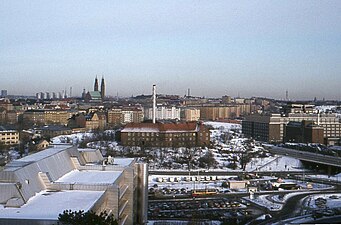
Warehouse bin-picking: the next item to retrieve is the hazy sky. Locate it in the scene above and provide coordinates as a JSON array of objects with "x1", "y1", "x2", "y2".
[{"x1": 1, "y1": 1, "x2": 341, "y2": 100}]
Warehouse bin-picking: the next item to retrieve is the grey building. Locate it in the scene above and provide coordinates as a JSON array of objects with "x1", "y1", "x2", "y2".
[{"x1": 0, "y1": 145, "x2": 148, "y2": 225}]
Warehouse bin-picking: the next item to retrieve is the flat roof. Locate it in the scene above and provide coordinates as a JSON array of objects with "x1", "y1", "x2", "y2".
[
  {"x1": 55, "y1": 170, "x2": 122, "y2": 184},
  {"x1": 0, "y1": 190, "x2": 104, "y2": 220},
  {"x1": 110, "y1": 158, "x2": 135, "y2": 167}
]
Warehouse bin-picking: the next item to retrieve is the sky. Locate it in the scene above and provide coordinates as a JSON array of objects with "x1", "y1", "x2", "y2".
[{"x1": 1, "y1": 0, "x2": 341, "y2": 100}]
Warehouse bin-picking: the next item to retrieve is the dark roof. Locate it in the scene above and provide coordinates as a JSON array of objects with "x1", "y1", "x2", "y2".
[{"x1": 37, "y1": 125, "x2": 71, "y2": 132}]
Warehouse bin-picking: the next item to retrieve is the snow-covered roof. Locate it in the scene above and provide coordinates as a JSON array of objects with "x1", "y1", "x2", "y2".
[
  {"x1": 4, "y1": 145, "x2": 74, "y2": 170},
  {"x1": 112, "y1": 158, "x2": 135, "y2": 167},
  {"x1": 0, "y1": 190, "x2": 104, "y2": 220},
  {"x1": 121, "y1": 122, "x2": 205, "y2": 133},
  {"x1": 121, "y1": 127, "x2": 160, "y2": 133},
  {"x1": 55, "y1": 170, "x2": 122, "y2": 184}
]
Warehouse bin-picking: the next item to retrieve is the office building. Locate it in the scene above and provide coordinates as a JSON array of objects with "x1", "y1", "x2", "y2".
[{"x1": 243, "y1": 113, "x2": 341, "y2": 145}]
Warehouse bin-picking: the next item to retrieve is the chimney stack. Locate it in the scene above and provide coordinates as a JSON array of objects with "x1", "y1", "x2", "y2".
[{"x1": 152, "y1": 85, "x2": 156, "y2": 124}]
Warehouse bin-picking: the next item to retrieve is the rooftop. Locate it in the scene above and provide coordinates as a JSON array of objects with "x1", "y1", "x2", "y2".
[
  {"x1": 55, "y1": 170, "x2": 122, "y2": 185},
  {"x1": 0, "y1": 190, "x2": 104, "y2": 220},
  {"x1": 4, "y1": 145, "x2": 73, "y2": 171},
  {"x1": 121, "y1": 122, "x2": 200, "y2": 133}
]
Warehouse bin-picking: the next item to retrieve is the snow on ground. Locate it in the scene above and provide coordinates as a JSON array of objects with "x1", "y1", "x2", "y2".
[
  {"x1": 149, "y1": 175, "x2": 236, "y2": 192},
  {"x1": 204, "y1": 121, "x2": 241, "y2": 130},
  {"x1": 51, "y1": 132, "x2": 94, "y2": 145},
  {"x1": 307, "y1": 173, "x2": 341, "y2": 182},
  {"x1": 315, "y1": 105, "x2": 338, "y2": 113},
  {"x1": 254, "y1": 156, "x2": 306, "y2": 172},
  {"x1": 304, "y1": 193, "x2": 341, "y2": 209}
]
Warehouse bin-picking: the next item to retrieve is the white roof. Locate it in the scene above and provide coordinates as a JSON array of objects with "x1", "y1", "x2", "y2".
[
  {"x1": 121, "y1": 127, "x2": 159, "y2": 132},
  {"x1": 17, "y1": 145, "x2": 72, "y2": 163},
  {"x1": 112, "y1": 158, "x2": 135, "y2": 167},
  {"x1": 55, "y1": 170, "x2": 122, "y2": 184},
  {"x1": 4, "y1": 145, "x2": 74, "y2": 171},
  {"x1": 0, "y1": 190, "x2": 104, "y2": 220}
]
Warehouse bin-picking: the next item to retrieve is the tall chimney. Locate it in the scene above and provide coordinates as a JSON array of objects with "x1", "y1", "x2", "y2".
[{"x1": 152, "y1": 85, "x2": 156, "y2": 124}]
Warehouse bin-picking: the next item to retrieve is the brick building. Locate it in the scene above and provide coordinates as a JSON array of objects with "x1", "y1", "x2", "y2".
[
  {"x1": 243, "y1": 113, "x2": 341, "y2": 144},
  {"x1": 121, "y1": 122, "x2": 210, "y2": 148},
  {"x1": 107, "y1": 108, "x2": 144, "y2": 127},
  {"x1": 285, "y1": 121, "x2": 324, "y2": 144}
]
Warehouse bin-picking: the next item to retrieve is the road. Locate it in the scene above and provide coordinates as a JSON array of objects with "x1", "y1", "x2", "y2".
[
  {"x1": 269, "y1": 146, "x2": 341, "y2": 168},
  {"x1": 149, "y1": 170, "x2": 315, "y2": 176}
]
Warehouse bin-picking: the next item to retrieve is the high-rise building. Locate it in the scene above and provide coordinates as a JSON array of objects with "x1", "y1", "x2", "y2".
[
  {"x1": 1, "y1": 90, "x2": 7, "y2": 97},
  {"x1": 101, "y1": 76, "x2": 105, "y2": 99}
]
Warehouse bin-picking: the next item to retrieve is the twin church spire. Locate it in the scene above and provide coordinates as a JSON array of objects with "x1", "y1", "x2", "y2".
[{"x1": 94, "y1": 76, "x2": 105, "y2": 99}]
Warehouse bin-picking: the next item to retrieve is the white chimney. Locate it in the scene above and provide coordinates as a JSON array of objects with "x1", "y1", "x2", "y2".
[{"x1": 152, "y1": 85, "x2": 156, "y2": 124}]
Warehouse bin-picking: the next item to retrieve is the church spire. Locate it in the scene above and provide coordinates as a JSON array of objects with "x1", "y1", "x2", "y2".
[
  {"x1": 101, "y1": 76, "x2": 105, "y2": 100},
  {"x1": 94, "y1": 76, "x2": 99, "y2": 91}
]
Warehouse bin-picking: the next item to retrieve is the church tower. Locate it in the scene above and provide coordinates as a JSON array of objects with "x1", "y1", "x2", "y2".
[
  {"x1": 101, "y1": 76, "x2": 105, "y2": 100},
  {"x1": 94, "y1": 76, "x2": 99, "y2": 91}
]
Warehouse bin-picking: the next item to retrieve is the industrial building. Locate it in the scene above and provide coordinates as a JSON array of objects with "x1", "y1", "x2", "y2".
[{"x1": 0, "y1": 145, "x2": 148, "y2": 225}]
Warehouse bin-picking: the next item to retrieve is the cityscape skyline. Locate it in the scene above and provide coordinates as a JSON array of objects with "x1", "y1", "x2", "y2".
[{"x1": 1, "y1": 1, "x2": 341, "y2": 100}]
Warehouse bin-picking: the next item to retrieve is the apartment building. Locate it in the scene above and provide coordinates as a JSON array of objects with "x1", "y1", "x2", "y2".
[
  {"x1": 182, "y1": 108, "x2": 201, "y2": 121},
  {"x1": 23, "y1": 110, "x2": 72, "y2": 126},
  {"x1": 107, "y1": 108, "x2": 144, "y2": 126},
  {"x1": 0, "y1": 145, "x2": 148, "y2": 225},
  {"x1": 144, "y1": 106, "x2": 180, "y2": 121},
  {"x1": 199, "y1": 104, "x2": 252, "y2": 120},
  {"x1": 0, "y1": 126, "x2": 19, "y2": 145}
]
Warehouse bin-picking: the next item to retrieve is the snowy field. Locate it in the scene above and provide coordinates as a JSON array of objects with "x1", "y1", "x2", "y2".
[
  {"x1": 48, "y1": 121, "x2": 305, "y2": 173},
  {"x1": 49, "y1": 121, "x2": 307, "y2": 173}
]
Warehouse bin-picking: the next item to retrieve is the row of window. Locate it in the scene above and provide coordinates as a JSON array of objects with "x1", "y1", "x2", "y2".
[{"x1": 127, "y1": 132, "x2": 196, "y2": 137}]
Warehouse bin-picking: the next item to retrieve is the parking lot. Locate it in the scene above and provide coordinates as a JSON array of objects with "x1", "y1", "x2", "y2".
[{"x1": 148, "y1": 197, "x2": 260, "y2": 222}]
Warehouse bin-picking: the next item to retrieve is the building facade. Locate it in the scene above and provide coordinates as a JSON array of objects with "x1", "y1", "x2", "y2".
[
  {"x1": 23, "y1": 110, "x2": 72, "y2": 126},
  {"x1": 243, "y1": 113, "x2": 341, "y2": 144},
  {"x1": 182, "y1": 108, "x2": 201, "y2": 121},
  {"x1": 121, "y1": 122, "x2": 210, "y2": 148},
  {"x1": 144, "y1": 106, "x2": 180, "y2": 121},
  {"x1": 285, "y1": 120, "x2": 324, "y2": 144},
  {"x1": 0, "y1": 126, "x2": 19, "y2": 145},
  {"x1": 107, "y1": 108, "x2": 144, "y2": 127}
]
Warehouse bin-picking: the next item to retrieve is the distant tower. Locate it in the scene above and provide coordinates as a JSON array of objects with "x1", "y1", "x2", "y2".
[
  {"x1": 94, "y1": 76, "x2": 99, "y2": 91},
  {"x1": 100, "y1": 76, "x2": 105, "y2": 99},
  {"x1": 286, "y1": 90, "x2": 289, "y2": 101},
  {"x1": 82, "y1": 88, "x2": 86, "y2": 99},
  {"x1": 152, "y1": 85, "x2": 157, "y2": 124}
]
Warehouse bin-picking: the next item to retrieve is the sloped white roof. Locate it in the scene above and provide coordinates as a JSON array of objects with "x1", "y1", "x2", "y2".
[{"x1": 0, "y1": 190, "x2": 104, "y2": 220}]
